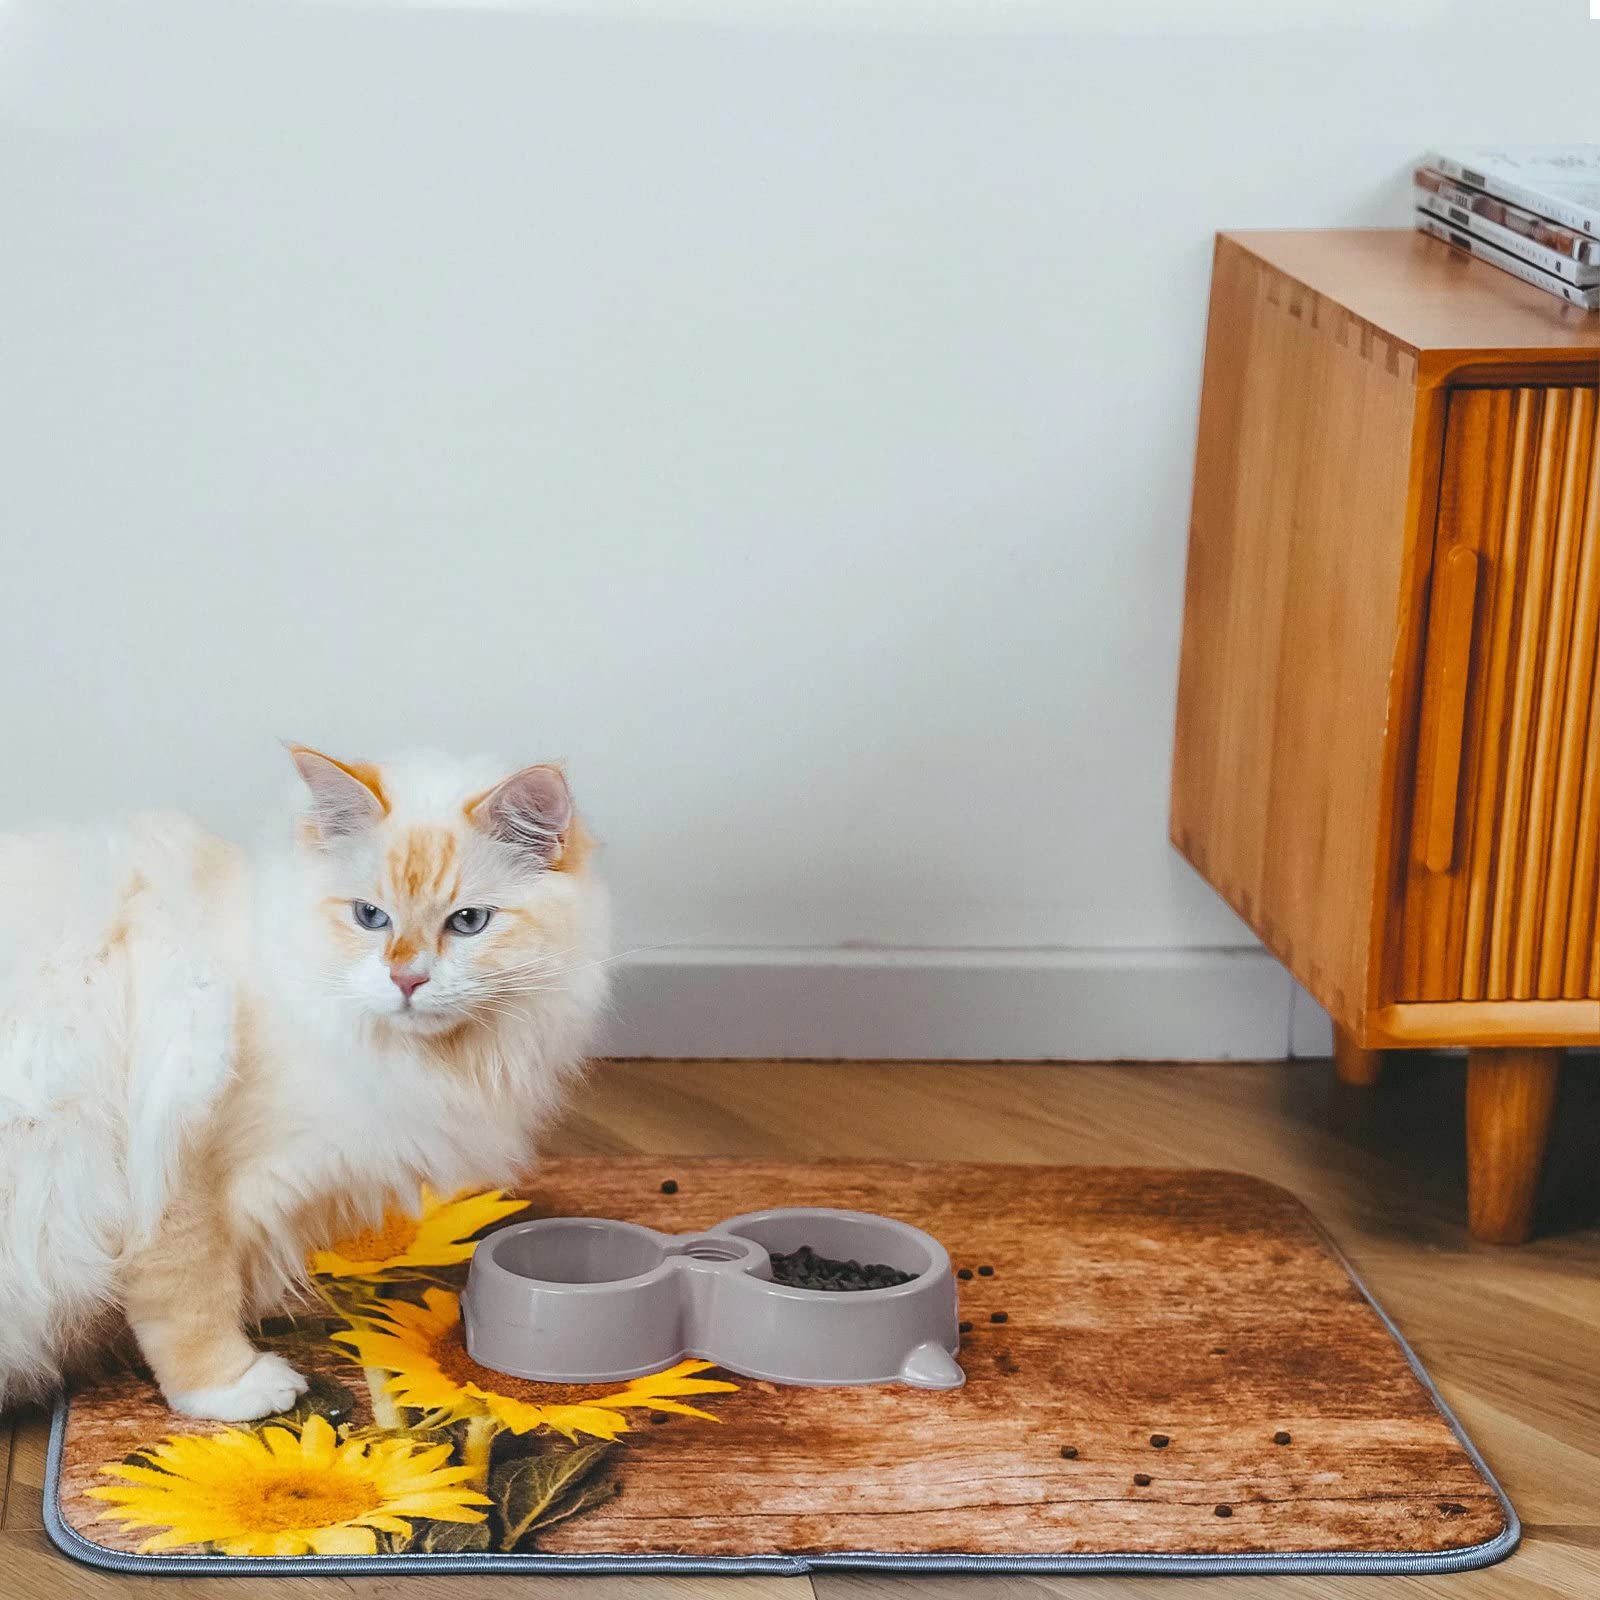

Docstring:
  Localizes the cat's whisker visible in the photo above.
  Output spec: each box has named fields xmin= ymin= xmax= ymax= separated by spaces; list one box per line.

xmin=497 ymin=934 xmax=712 ymax=986
xmin=480 ymin=938 xmax=712 ymax=996
xmin=461 ymin=995 xmax=526 ymax=1017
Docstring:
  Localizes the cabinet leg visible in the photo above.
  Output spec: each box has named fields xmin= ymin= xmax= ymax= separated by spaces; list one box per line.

xmin=1333 ymin=1026 xmax=1385 ymax=1087
xmin=1466 ymin=1048 xmax=1562 ymax=1244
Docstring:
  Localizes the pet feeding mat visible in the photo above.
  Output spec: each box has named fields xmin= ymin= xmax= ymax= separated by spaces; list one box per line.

xmin=47 ymin=1160 xmax=1516 ymax=1576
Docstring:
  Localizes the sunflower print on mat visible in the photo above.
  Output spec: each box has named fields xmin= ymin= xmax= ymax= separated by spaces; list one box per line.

xmin=308 ymin=1187 xmax=526 ymax=1278
xmin=86 ymin=1415 xmax=490 ymax=1557
xmin=84 ymin=1187 xmax=740 ymax=1559
xmin=335 ymin=1287 xmax=738 ymax=1440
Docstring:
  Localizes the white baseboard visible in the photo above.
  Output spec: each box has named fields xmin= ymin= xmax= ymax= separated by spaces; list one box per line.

xmin=601 ymin=946 xmax=1296 ymax=1062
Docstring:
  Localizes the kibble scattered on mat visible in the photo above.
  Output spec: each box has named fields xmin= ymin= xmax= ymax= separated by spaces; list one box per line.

xmin=766 ymin=1244 xmax=914 ymax=1291
xmin=959 ymin=1321 xmax=973 ymax=1334
xmin=1214 ymin=1505 xmax=1233 ymax=1518
xmin=978 ymin=1264 xmax=995 ymax=1276
xmin=659 ymin=1179 xmax=679 ymax=1194
xmin=1149 ymin=1433 xmax=1170 ymax=1448
xmin=1273 ymin=1430 xmax=1292 ymax=1445
xmin=1059 ymin=1445 xmax=1078 ymax=1460
xmin=957 ymin=1267 xmax=973 ymax=1280
xmin=1133 ymin=1472 xmax=1152 ymax=1486
xmin=990 ymin=1311 xmax=1008 ymax=1323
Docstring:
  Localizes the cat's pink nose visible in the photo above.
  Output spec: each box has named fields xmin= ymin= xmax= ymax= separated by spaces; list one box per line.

xmin=390 ymin=969 xmax=429 ymax=1000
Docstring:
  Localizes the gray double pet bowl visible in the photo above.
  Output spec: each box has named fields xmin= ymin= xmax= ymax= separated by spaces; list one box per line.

xmin=462 ymin=1206 xmax=965 ymax=1390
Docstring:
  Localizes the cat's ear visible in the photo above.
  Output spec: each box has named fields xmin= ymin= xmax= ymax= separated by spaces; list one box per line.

xmin=287 ymin=744 xmax=389 ymax=842
xmin=466 ymin=763 xmax=573 ymax=866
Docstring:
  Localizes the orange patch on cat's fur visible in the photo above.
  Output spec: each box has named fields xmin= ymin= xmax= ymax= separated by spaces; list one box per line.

xmin=320 ymin=895 xmax=362 ymax=936
xmin=551 ymin=816 xmax=594 ymax=874
xmin=94 ymin=871 xmax=150 ymax=964
xmin=123 ymin=1141 xmax=256 ymax=1395
xmin=390 ymin=827 xmax=459 ymax=901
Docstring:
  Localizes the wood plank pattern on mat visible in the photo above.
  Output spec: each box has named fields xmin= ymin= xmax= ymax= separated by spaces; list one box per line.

xmin=49 ymin=1160 xmax=1505 ymax=1564
xmin=524 ymin=1163 xmax=1499 ymax=1559
xmin=5 ymin=1056 xmax=1597 ymax=1599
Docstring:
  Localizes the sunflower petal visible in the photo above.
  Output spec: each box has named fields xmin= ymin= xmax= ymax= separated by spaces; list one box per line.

xmin=308 ymin=1252 xmax=390 ymax=1279
xmin=297 ymin=1416 xmax=338 ymax=1468
xmin=414 ymin=1189 xmax=525 ymax=1249
xmin=625 ymin=1399 xmax=725 ymax=1422
xmin=383 ymin=1493 xmax=492 ymax=1519
xmin=595 ymin=1377 xmax=737 ymax=1405
xmin=534 ymin=1405 xmax=634 ymax=1441
xmin=639 ymin=1376 xmax=741 ymax=1396
xmin=262 ymin=1427 xmax=305 ymax=1463
xmin=91 ymin=1464 xmax=190 ymax=1490
xmin=308 ymin=1524 xmax=380 ymax=1556
xmin=140 ymin=1528 xmax=214 ymax=1554
xmin=216 ymin=1531 xmax=311 ymax=1557
xmin=363 ymin=1514 xmax=416 ymax=1535
xmin=630 ymin=1360 xmax=740 ymax=1393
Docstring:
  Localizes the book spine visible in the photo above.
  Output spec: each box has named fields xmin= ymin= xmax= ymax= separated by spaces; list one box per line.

xmin=1414 ymin=166 xmax=1600 ymax=265
xmin=1429 ymin=153 xmax=1600 ymax=240
xmin=1416 ymin=214 xmax=1600 ymax=310
xmin=1416 ymin=191 xmax=1598 ymax=286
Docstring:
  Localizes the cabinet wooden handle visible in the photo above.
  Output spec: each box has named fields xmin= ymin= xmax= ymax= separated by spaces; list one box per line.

xmin=1418 ymin=546 xmax=1480 ymax=874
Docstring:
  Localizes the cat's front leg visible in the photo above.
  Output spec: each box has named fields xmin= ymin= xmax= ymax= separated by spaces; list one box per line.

xmin=120 ymin=950 xmax=308 ymax=1419
xmin=124 ymin=1203 xmax=309 ymax=1422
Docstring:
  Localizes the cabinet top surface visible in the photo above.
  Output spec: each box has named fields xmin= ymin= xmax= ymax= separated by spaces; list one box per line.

xmin=1223 ymin=229 xmax=1600 ymax=362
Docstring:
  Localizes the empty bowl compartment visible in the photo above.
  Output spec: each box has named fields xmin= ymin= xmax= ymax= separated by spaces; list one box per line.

xmin=489 ymin=1218 xmax=666 ymax=1285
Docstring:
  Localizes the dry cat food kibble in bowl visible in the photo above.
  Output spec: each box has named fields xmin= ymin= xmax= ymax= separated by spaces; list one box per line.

xmin=461 ymin=1206 xmax=964 ymax=1391
xmin=767 ymin=1245 xmax=915 ymax=1291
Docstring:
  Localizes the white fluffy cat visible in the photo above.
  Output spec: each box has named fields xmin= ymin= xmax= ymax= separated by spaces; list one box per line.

xmin=0 ymin=746 xmax=608 ymax=1420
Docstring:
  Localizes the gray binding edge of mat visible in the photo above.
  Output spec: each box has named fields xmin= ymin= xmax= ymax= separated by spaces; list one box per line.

xmin=42 ymin=1204 xmax=1522 ymax=1577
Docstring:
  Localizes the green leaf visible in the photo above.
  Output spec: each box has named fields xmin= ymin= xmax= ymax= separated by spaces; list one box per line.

xmin=492 ymin=1442 xmax=617 ymax=1551
xmin=276 ymin=1373 xmax=359 ymax=1429
xmin=506 ymin=1479 xmax=620 ymax=1552
xmin=418 ymin=1518 xmax=493 ymax=1554
xmin=486 ymin=1426 xmax=546 ymax=1469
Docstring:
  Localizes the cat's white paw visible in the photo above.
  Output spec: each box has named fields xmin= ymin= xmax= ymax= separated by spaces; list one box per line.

xmin=166 ymin=1352 xmax=310 ymax=1422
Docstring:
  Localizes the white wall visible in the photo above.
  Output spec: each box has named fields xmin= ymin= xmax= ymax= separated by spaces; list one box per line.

xmin=2 ymin=2 xmax=1595 ymax=1056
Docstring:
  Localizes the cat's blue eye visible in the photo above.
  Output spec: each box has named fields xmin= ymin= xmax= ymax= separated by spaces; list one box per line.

xmin=447 ymin=906 xmax=494 ymax=936
xmin=352 ymin=901 xmax=391 ymax=930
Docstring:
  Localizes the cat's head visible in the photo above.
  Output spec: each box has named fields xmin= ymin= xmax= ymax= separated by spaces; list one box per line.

xmin=282 ymin=746 xmax=602 ymax=1037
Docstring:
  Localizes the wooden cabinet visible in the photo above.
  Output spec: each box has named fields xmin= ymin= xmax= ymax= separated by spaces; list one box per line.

xmin=1172 ymin=230 xmax=1599 ymax=1243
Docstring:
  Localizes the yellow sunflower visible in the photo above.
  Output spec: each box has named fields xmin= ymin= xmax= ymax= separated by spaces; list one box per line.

xmin=309 ymin=1187 xmax=526 ymax=1278
xmin=335 ymin=1288 xmax=738 ymax=1440
xmin=85 ymin=1415 xmax=490 ymax=1557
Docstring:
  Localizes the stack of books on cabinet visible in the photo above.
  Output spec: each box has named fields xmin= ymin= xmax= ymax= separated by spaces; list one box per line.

xmin=1415 ymin=144 xmax=1600 ymax=311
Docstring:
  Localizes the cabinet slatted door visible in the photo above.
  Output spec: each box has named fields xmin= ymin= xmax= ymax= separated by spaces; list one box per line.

xmin=1399 ymin=385 xmax=1600 ymax=1003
